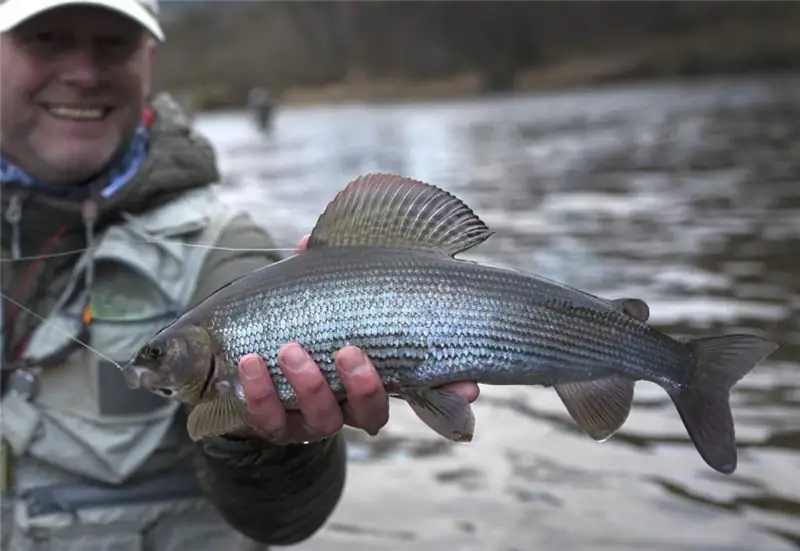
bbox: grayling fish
[123,173,779,475]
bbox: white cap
[0,0,164,42]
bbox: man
[247,87,274,133]
[0,1,479,549]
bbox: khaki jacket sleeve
[187,211,347,546]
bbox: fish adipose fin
[669,334,779,474]
[307,173,494,256]
[187,391,249,441]
[402,387,475,442]
[610,297,650,322]
[554,375,636,441]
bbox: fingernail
[282,344,309,373]
[339,349,370,376]
[239,356,263,380]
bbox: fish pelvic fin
[402,387,475,442]
[554,375,635,441]
[669,334,779,474]
[307,173,493,256]
[186,390,249,441]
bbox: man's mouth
[45,104,110,121]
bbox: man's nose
[57,48,103,88]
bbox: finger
[437,381,480,403]
[239,354,287,437]
[335,346,389,436]
[295,234,310,254]
[279,342,343,437]
[267,412,315,445]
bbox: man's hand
[237,234,480,444]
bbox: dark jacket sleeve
[187,212,347,546]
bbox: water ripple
[196,73,800,550]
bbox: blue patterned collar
[0,123,151,200]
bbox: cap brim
[0,0,164,42]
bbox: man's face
[0,6,156,184]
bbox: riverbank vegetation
[153,1,800,109]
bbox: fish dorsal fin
[610,297,650,322]
[307,173,493,256]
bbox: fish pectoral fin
[306,173,493,256]
[610,297,650,322]
[186,393,249,441]
[554,376,635,442]
[402,387,475,442]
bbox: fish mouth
[122,363,148,390]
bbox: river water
[194,74,800,551]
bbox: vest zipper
[80,199,98,325]
[5,194,22,260]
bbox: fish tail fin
[668,334,778,474]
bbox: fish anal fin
[186,391,249,441]
[307,173,493,256]
[402,387,475,442]
[554,375,635,441]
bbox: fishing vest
[0,186,263,550]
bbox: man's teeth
[48,106,105,120]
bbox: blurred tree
[152,1,800,109]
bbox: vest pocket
[7,460,251,551]
[9,190,224,485]
[8,461,232,551]
[16,257,189,483]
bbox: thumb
[295,234,310,254]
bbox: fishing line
[0,292,123,370]
[0,239,298,263]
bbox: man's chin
[38,151,119,186]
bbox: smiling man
[0,0,480,550]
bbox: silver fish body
[124,172,779,475]
[200,246,686,402]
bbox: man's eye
[22,31,70,52]
[97,36,139,61]
[103,36,129,47]
[35,31,66,44]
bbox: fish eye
[143,345,163,361]
[154,388,173,397]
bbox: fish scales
[200,247,689,404]
[123,173,779,474]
